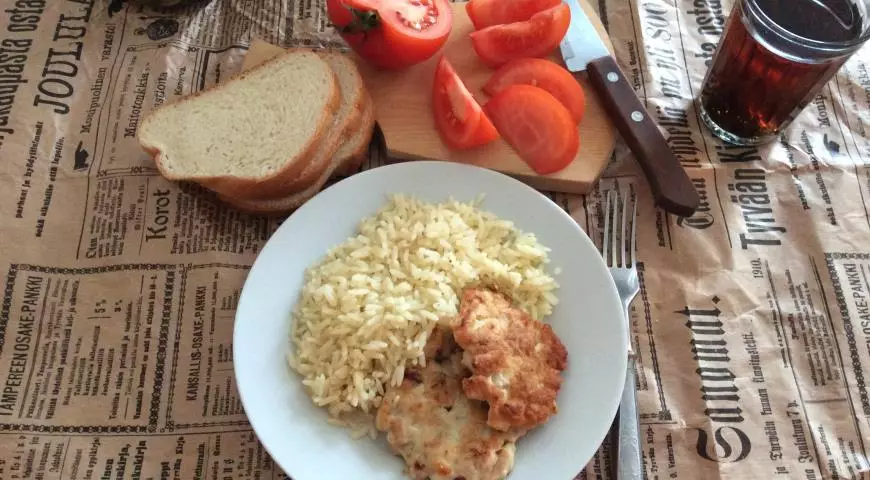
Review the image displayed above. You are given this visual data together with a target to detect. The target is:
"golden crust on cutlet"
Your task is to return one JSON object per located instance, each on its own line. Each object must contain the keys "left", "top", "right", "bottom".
{"left": 375, "top": 327, "right": 522, "bottom": 480}
{"left": 452, "top": 288, "right": 568, "bottom": 432}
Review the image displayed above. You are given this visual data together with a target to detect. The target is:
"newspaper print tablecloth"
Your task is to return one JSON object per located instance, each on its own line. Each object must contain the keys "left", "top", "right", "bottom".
{"left": 0, "top": 0, "right": 868, "bottom": 478}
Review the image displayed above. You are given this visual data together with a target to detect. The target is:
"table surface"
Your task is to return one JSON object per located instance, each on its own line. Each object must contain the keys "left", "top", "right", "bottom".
{"left": 0, "top": 0, "right": 868, "bottom": 479}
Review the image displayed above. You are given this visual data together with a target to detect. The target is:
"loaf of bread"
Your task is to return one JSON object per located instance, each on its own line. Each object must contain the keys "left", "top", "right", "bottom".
{"left": 137, "top": 43, "right": 376, "bottom": 213}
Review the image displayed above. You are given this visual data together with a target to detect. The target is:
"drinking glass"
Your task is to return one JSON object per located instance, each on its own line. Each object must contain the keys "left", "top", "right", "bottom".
{"left": 698, "top": 0, "right": 870, "bottom": 145}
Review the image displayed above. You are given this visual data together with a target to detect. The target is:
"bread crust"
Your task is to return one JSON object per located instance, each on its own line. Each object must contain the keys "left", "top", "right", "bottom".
{"left": 137, "top": 49, "right": 341, "bottom": 199}
{"left": 334, "top": 91, "right": 375, "bottom": 178}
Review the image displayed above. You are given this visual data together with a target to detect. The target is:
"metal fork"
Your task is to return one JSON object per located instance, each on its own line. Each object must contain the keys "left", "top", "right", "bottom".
{"left": 601, "top": 190, "right": 643, "bottom": 479}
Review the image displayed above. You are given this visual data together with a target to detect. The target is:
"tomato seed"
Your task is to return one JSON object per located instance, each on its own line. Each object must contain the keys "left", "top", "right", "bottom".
{"left": 395, "top": 1, "right": 438, "bottom": 31}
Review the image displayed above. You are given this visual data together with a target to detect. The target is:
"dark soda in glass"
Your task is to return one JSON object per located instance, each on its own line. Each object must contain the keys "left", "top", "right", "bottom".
{"left": 699, "top": 0, "right": 870, "bottom": 145}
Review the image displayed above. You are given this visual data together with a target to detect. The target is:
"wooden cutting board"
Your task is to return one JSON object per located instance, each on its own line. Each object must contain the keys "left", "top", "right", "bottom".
{"left": 244, "top": 0, "right": 615, "bottom": 194}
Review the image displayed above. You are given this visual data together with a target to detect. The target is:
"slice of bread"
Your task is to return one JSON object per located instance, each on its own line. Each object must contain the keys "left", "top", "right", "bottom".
{"left": 218, "top": 97, "right": 375, "bottom": 214}
{"left": 331, "top": 88, "right": 375, "bottom": 177}
{"left": 333, "top": 98, "right": 374, "bottom": 177}
{"left": 258, "top": 50, "right": 369, "bottom": 196}
{"left": 137, "top": 49, "right": 340, "bottom": 199}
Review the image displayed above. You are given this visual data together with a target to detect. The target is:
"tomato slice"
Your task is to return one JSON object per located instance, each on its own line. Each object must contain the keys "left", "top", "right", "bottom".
{"left": 466, "top": 0, "right": 562, "bottom": 30}
{"left": 470, "top": 4, "right": 571, "bottom": 68}
{"left": 484, "top": 58, "right": 586, "bottom": 124}
{"left": 484, "top": 84, "right": 579, "bottom": 174}
{"left": 327, "top": 0, "right": 453, "bottom": 69}
{"left": 433, "top": 56, "right": 499, "bottom": 150}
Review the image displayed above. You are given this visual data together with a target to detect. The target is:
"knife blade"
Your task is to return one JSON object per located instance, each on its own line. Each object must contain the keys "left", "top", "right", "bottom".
{"left": 560, "top": 0, "right": 699, "bottom": 217}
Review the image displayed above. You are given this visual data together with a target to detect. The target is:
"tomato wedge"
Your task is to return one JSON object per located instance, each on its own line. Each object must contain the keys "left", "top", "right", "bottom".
{"left": 327, "top": 0, "right": 453, "bottom": 69}
{"left": 470, "top": 4, "right": 571, "bottom": 68}
{"left": 433, "top": 56, "right": 499, "bottom": 150}
{"left": 484, "top": 85, "right": 578, "bottom": 174}
{"left": 466, "top": 0, "right": 562, "bottom": 30}
{"left": 484, "top": 58, "right": 586, "bottom": 124}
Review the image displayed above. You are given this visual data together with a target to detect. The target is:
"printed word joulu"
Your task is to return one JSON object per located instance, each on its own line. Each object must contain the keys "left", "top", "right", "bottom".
{"left": 32, "top": 44, "right": 82, "bottom": 116}
{"left": 32, "top": 0, "right": 95, "bottom": 116}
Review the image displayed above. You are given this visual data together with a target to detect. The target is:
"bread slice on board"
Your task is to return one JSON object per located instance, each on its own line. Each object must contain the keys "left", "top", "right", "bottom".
{"left": 242, "top": 48, "right": 369, "bottom": 197}
{"left": 218, "top": 98, "right": 376, "bottom": 214}
{"left": 137, "top": 49, "right": 340, "bottom": 199}
{"left": 333, "top": 96, "right": 374, "bottom": 177}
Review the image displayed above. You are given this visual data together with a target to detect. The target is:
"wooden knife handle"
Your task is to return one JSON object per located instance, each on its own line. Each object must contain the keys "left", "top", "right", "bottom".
{"left": 585, "top": 56, "right": 699, "bottom": 217}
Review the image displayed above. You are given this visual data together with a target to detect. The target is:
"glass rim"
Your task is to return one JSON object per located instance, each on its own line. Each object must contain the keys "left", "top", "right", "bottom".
{"left": 743, "top": 0, "right": 870, "bottom": 53}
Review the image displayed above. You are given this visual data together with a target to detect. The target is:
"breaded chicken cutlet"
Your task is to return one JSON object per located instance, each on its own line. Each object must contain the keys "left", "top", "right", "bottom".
{"left": 375, "top": 327, "right": 523, "bottom": 480}
{"left": 453, "top": 288, "right": 568, "bottom": 432}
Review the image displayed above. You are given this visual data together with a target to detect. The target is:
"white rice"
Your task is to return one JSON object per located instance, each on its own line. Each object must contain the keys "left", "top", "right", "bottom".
{"left": 289, "top": 194, "right": 559, "bottom": 427}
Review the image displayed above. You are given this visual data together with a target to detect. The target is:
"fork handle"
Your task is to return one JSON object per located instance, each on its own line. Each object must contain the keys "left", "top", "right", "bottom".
{"left": 616, "top": 355, "right": 644, "bottom": 479}
{"left": 609, "top": 303, "right": 644, "bottom": 479}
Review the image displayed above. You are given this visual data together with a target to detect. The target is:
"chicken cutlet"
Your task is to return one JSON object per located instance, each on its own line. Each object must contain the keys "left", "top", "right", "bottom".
{"left": 452, "top": 288, "right": 568, "bottom": 432}
{"left": 375, "top": 327, "right": 523, "bottom": 480}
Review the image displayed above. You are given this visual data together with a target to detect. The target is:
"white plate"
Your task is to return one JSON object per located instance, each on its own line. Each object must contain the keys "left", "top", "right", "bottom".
{"left": 234, "top": 161, "right": 627, "bottom": 480}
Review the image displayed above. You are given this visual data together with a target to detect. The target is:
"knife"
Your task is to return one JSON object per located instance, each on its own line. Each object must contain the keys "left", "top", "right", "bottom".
{"left": 560, "top": 0, "right": 699, "bottom": 217}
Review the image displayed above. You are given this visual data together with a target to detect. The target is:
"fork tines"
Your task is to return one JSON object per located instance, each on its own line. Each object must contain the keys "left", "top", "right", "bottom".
{"left": 602, "top": 190, "right": 637, "bottom": 269}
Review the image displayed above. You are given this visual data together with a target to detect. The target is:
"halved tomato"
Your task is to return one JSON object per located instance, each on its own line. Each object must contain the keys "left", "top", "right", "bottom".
{"left": 470, "top": 4, "right": 571, "bottom": 68}
{"left": 327, "top": 0, "right": 453, "bottom": 69}
{"left": 484, "top": 58, "right": 586, "bottom": 123}
{"left": 466, "top": 0, "right": 562, "bottom": 30}
{"left": 433, "top": 56, "right": 499, "bottom": 150}
{"left": 484, "top": 84, "right": 579, "bottom": 174}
